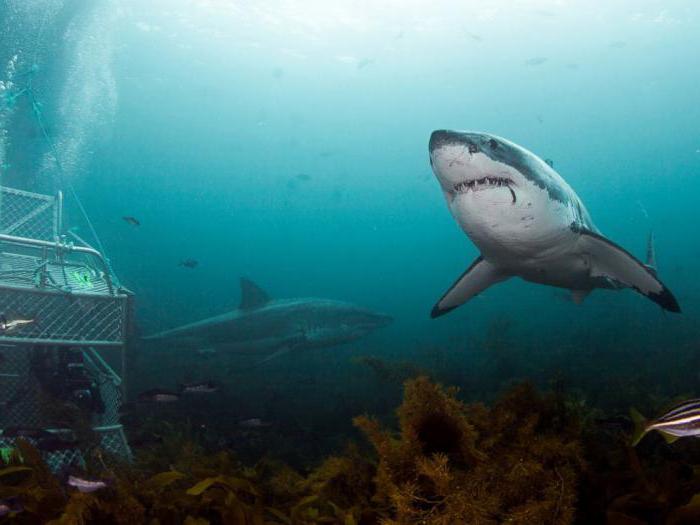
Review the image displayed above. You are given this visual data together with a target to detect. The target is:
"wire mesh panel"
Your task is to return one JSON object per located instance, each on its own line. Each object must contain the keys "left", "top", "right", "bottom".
{"left": 83, "top": 348, "right": 124, "bottom": 427}
{"left": 0, "top": 346, "right": 132, "bottom": 472}
{"left": 0, "top": 184, "right": 132, "bottom": 471}
{"left": 0, "top": 344, "right": 42, "bottom": 428}
{"left": 0, "top": 433, "right": 85, "bottom": 473}
{"left": 0, "top": 287, "right": 127, "bottom": 345}
{"left": 0, "top": 250, "right": 114, "bottom": 296}
{"left": 0, "top": 187, "right": 59, "bottom": 242}
{"left": 96, "top": 425, "right": 132, "bottom": 463}
{"left": 0, "top": 428, "right": 131, "bottom": 473}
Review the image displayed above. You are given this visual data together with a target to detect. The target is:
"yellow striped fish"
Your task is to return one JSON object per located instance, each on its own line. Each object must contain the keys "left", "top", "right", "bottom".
{"left": 631, "top": 399, "right": 700, "bottom": 446}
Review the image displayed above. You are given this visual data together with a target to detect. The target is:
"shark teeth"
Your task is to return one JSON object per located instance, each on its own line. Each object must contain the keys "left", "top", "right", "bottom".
{"left": 453, "top": 177, "right": 513, "bottom": 194}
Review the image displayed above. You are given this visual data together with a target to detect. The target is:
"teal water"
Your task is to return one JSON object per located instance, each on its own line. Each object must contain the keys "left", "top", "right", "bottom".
{"left": 1, "top": 0, "right": 700, "bottom": 464}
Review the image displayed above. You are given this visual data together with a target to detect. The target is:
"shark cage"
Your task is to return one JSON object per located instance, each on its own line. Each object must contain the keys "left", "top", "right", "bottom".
{"left": 0, "top": 184, "right": 133, "bottom": 471}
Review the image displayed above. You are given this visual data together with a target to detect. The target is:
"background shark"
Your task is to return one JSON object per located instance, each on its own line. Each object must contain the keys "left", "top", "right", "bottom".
{"left": 428, "top": 130, "right": 680, "bottom": 317}
{"left": 144, "top": 278, "right": 392, "bottom": 361}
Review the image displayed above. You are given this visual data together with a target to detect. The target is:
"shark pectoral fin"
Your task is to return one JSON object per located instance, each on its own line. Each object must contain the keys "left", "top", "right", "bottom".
{"left": 253, "top": 334, "right": 307, "bottom": 366}
{"left": 431, "top": 256, "right": 507, "bottom": 318}
{"left": 577, "top": 228, "right": 680, "bottom": 313}
{"left": 571, "top": 290, "right": 590, "bottom": 305}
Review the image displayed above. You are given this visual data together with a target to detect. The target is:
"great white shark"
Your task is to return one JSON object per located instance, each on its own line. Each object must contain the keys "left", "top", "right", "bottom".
{"left": 428, "top": 130, "right": 680, "bottom": 316}
{"left": 144, "top": 278, "right": 392, "bottom": 361}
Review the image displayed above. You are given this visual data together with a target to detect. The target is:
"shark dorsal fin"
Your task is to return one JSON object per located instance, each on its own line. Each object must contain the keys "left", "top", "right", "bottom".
{"left": 240, "top": 278, "right": 270, "bottom": 310}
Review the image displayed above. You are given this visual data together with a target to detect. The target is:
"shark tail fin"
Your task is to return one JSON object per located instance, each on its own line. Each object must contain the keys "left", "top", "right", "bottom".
{"left": 630, "top": 408, "right": 649, "bottom": 447}
{"left": 575, "top": 227, "right": 680, "bottom": 313}
{"left": 240, "top": 278, "right": 271, "bottom": 310}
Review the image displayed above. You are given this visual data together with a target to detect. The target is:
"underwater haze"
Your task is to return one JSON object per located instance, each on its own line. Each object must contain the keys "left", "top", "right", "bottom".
{"left": 2, "top": 0, "right": 700, "bottom": 522}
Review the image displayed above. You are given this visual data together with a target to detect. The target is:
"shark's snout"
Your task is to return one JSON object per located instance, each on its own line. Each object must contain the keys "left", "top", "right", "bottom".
{"left": 430, "top": 129, "right": 487, "bottom": 154}
{"left": 430, "top": 129, "right": 464, "bottom": 154}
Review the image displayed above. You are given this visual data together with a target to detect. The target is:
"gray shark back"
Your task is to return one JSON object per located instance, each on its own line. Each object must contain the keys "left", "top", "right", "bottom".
{"left": 143, "top": 278, "right": 392, "bottom": 355}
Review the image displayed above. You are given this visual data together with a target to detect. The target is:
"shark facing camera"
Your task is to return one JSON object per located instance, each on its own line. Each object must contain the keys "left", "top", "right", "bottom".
{"left": 429, "top": 130, "right": 680, "bottom": 317}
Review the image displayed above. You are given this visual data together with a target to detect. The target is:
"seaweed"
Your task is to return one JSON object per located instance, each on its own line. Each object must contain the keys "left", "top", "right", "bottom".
{"left": 8, "top": 373, "right": 700, "bottom": 523}
{"left": 353, "top": 377, "right": 584, "bottom": 524}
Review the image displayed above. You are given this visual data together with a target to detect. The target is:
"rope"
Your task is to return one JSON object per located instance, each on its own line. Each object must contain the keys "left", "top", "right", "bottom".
{"left": 21, "top": 79, "right": 118, "bottom": 283}
{"left": 1, "top": 68, "right": 120, "bottom": 285}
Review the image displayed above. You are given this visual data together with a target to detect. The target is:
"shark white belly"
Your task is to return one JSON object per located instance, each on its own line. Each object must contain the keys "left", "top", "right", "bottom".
{"left": 428, "top": 130, "right": 680, "bottom": 316}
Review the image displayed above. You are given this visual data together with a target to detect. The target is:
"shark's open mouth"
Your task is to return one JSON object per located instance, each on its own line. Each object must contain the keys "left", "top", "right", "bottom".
{"left": 452, "top": 176, "right": 516, "bottom": 203}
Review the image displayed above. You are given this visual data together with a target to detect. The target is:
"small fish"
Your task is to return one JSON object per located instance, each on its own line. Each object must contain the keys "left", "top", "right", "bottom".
{"left": 195, "top": 347, "right": 217, "bottom": 357}
{"left": 137, "top": 388, "right": 180, "bottom": 403}
{"left": 295, "top": 173, "right": 311, "bottom": 182}
{"left": 525, "top": 57, "right": 547, "bottom": 66}
{"left": 67, "top": 475, "right": 108, "bottom": 493}
{"left": 544, "top": 158, "right": 554, "bottom": 168}
{"left": 0, "top": 315, "right": 35, "bottom": 333}
{"left": 179, "top": 259, "right": 199, "bottom": 269}
{"left": 356, "top": 58, "right": 374, "bottom": 69}
{"left": 0, "top": 497, "right": 22, "bottom": 517}
{"left": 178, "top": 381, "right": 219, "bottom": 394}
{"left": 122, "top": 216, "right": 140, "bottom": 227}
{"left": 238, "top": 418, "right": 272, "bottom": 429}
{"left": 609, "top": 40, "right": 626, "bottom": 49}
{"left": 631, "top": 399, "right": 700, "bottom": 446}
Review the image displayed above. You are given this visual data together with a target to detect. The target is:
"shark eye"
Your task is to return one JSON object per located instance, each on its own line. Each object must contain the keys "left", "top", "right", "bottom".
{"left": 468, "top": 143, "right": 478, "bottom": 154}
{"left": 489, "top": 139, "right": 498, "bottom": 149}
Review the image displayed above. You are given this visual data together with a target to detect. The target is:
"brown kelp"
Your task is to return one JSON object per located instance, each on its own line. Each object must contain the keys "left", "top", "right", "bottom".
{"left": 353, "top": 377, "right": 584, "bottom": 524}
{"left": 8, "top": 375, "right": 700, "bottom": 523}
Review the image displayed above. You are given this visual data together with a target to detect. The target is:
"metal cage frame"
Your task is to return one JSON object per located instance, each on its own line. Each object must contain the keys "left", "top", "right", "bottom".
{"left": 0, "top": 185, "right": 132, "bottom": 469}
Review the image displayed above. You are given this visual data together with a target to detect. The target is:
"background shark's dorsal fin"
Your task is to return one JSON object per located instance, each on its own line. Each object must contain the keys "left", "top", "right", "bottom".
{"left": 240, "top": 278, "right": 271, "bottom": 310}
